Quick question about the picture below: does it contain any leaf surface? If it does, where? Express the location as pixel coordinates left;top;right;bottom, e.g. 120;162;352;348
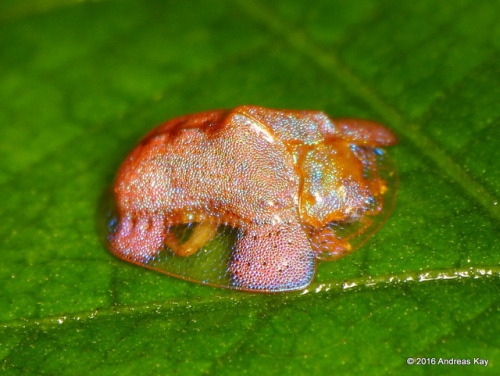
1;0;498;375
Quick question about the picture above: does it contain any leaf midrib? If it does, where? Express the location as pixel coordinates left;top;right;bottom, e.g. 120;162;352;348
1;265;498;330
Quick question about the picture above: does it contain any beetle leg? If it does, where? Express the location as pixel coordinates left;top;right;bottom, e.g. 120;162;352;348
342;216;376;243
310;226;353;261
312;215;377;261
165;222;218;257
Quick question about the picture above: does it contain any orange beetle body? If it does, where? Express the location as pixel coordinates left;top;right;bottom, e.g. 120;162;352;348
107;106;397;292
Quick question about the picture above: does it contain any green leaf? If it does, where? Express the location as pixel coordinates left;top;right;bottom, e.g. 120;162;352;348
1;0;498;375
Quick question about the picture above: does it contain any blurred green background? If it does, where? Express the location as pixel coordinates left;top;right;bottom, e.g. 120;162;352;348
0;0;498;375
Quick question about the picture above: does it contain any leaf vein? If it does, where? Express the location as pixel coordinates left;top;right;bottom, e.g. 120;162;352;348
235;0;500;222
1;266;497;331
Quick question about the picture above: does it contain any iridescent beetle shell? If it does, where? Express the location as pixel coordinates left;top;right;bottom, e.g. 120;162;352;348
106;106;397;292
